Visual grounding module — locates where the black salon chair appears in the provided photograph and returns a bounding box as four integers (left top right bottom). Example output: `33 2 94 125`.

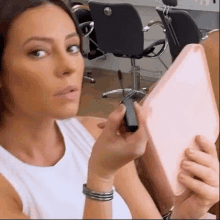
89 1 168 100
72 4 107 83
156 0 204 62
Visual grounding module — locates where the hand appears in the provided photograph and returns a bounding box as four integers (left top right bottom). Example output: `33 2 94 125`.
172 135 219 219
89 102 149 180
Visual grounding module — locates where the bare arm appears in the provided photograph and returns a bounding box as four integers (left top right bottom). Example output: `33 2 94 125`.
114 161 162 219
77 116 114 219
0 174 30 219
80 115 161 219
83 172 114 219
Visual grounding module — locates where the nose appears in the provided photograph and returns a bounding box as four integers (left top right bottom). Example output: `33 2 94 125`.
54 48 83 77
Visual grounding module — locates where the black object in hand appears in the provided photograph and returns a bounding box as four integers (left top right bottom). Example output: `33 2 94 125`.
121 98 138 132
117 69 138 132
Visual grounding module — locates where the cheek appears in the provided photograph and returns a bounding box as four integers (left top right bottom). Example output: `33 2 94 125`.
3 57 52 111
3 51 85 107
77 55 85 85
7 59 48 94
78 54 85 75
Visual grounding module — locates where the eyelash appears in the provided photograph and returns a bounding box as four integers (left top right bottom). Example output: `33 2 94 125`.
28 45 80 58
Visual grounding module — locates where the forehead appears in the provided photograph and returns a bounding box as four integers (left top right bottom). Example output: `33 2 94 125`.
7 3 77 43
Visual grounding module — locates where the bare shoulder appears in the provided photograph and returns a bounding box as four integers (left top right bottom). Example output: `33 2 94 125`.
75 116 107 140
0 174 29 218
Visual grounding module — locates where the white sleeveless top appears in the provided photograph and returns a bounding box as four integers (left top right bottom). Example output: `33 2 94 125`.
0 117 132 219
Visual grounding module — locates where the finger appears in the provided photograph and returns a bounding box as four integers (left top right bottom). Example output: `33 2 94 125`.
185 148 216 169
118 119 128 135
127 102 148 141
97 121 107 129
139 93 149 106
181 160 219 187
178 173 218 201
195 135 218 158
133 102 148 134
105 104 126 134
118 103 143 139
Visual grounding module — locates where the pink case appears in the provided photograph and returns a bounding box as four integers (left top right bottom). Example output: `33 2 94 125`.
142 44 219 196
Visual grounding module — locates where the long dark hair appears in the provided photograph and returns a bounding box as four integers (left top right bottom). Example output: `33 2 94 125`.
0 0 83 126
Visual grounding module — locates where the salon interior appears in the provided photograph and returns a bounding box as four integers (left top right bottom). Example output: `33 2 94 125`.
72 0 219 119
71 0 219 218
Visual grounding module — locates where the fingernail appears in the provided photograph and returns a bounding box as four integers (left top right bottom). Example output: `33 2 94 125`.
119 103 125 111
97 122 104 126
182 160 191 168
197 135 204 142
188 149 195 154
179 173 185 181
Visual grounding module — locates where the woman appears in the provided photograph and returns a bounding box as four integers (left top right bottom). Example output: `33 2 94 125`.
0 0 219 219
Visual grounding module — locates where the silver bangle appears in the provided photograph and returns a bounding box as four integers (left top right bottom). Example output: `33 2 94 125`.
83 184 114 201
162 206 174 220
162 211 172 220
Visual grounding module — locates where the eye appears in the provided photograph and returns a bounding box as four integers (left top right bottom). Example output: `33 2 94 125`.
68 45 80 54
29 50 47 58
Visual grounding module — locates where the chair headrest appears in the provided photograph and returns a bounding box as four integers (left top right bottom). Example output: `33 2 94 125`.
162 0 178 7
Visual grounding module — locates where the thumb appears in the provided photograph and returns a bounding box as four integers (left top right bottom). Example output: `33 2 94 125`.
105 104 126 133
97 120 107 129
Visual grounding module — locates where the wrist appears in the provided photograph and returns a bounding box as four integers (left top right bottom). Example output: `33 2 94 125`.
171 206 207 219
87 170 114 192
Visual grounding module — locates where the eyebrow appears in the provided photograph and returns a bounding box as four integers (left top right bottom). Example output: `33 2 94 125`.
23 32 79 46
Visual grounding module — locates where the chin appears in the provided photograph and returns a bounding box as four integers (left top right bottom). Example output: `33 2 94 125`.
53 105 79 120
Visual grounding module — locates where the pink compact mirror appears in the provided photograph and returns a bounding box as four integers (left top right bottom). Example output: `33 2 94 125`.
142 44 219 196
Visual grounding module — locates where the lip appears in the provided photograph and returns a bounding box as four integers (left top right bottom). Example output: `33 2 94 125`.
55 90 79 100
54 85 78 96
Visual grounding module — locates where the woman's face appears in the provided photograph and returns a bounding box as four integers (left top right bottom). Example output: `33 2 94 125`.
1 3 84 121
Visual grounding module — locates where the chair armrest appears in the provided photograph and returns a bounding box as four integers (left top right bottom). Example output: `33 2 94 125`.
72 4 94 38
145 39 167 57
142 20 168 58
143 20 165 32
72 4 90 13
79 21 94 38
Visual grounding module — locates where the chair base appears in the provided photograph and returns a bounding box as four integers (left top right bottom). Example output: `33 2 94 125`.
83 75 96 83
102 60 151 101
125 89 148 102
102 88 147 102
102 88 132 98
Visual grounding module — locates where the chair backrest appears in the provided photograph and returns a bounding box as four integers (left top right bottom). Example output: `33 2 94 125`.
162 0 178 7
156 7 201 61
88 1 144 56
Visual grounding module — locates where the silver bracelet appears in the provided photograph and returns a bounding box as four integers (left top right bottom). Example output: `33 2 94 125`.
83 184 114 201
162 210 172 220
162 206 174 220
